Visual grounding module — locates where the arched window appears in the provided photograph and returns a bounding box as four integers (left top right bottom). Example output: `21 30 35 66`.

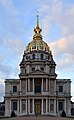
41 54 43 60
45 47 46 51
32 44 36 49
32 53 35 59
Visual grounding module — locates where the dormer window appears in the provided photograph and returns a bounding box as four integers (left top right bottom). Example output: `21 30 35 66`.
32 54 35 59
32 67 35 71
41 54 44 60
40 45 43 49
48 55 50 60
45 47 46 51
25 69 26 73
32 44 36 49
41 67 44 71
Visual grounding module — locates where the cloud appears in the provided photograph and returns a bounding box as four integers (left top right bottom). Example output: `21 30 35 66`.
0 38 25 56
49 35 74 55
71 84 74 102
0 0 17 16
0 63 19 101
49 34 74 70
0 63 14 79
0 54 4 62
38 0 74 39
0 80 5 101
5 38 24 55
37 0 74 71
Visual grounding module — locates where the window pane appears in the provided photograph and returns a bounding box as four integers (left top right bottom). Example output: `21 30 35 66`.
41 67 44 71
59 86 63 92
59 101 63 110
13 102 17 110
41 54 43 60
32 45 36 49
32 67 35 71
32 54 35 59
35 86 41 93
13 86 17 92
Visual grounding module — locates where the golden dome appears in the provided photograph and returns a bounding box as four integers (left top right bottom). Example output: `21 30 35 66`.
26 15 50 53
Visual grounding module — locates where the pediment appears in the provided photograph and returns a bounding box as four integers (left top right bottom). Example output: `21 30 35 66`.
30 70 48 75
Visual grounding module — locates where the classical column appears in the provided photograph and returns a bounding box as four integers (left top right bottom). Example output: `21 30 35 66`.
28 99 30 114
28 79 30 92
33 78 34 93
26 79 27 93
20 99 22 113
49 79 50 94
26 99 27 114
46 99 48 114
49 99 50 113
54 99 56 115
33 99 34 114
46 79 48 92
41 99 43 114
42 78 43 92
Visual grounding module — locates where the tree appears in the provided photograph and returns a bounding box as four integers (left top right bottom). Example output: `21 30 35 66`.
11 111 16 117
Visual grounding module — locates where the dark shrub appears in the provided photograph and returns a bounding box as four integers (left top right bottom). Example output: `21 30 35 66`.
61 110 66 117
71 108 74 115
11 111 16 117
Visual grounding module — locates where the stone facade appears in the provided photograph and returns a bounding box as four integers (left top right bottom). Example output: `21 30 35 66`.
4 16 71 117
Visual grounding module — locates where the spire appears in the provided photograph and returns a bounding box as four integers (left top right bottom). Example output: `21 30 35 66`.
33 14 42 40
36 14 39 28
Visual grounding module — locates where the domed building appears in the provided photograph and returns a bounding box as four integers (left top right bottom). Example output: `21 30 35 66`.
4 15 71 117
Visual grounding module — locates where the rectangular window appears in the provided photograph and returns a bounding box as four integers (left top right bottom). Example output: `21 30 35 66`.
59 86 63 92
32 67 35 71
59 101 63 110
41 67 44 71
13 86 17 92
13 101 17 110
35 86 41 93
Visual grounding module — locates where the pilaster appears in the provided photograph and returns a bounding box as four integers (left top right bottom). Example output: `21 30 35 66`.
33 78 34 93
54 99 56 115
20 80 21 92
26 79 27 93
46 99 48 114
28 99 30 114
10 99 11 115
64 99 66 113
46 79 48 92
28 79 30 92
18 100 19 113
26 99 27 114
42 78 43 92
41 99 43 114
49 79 50 94
49 99 50 113
20 99 22 113
33 99 34 114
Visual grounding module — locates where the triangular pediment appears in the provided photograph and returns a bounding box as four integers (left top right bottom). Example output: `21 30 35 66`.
30 70 48 75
